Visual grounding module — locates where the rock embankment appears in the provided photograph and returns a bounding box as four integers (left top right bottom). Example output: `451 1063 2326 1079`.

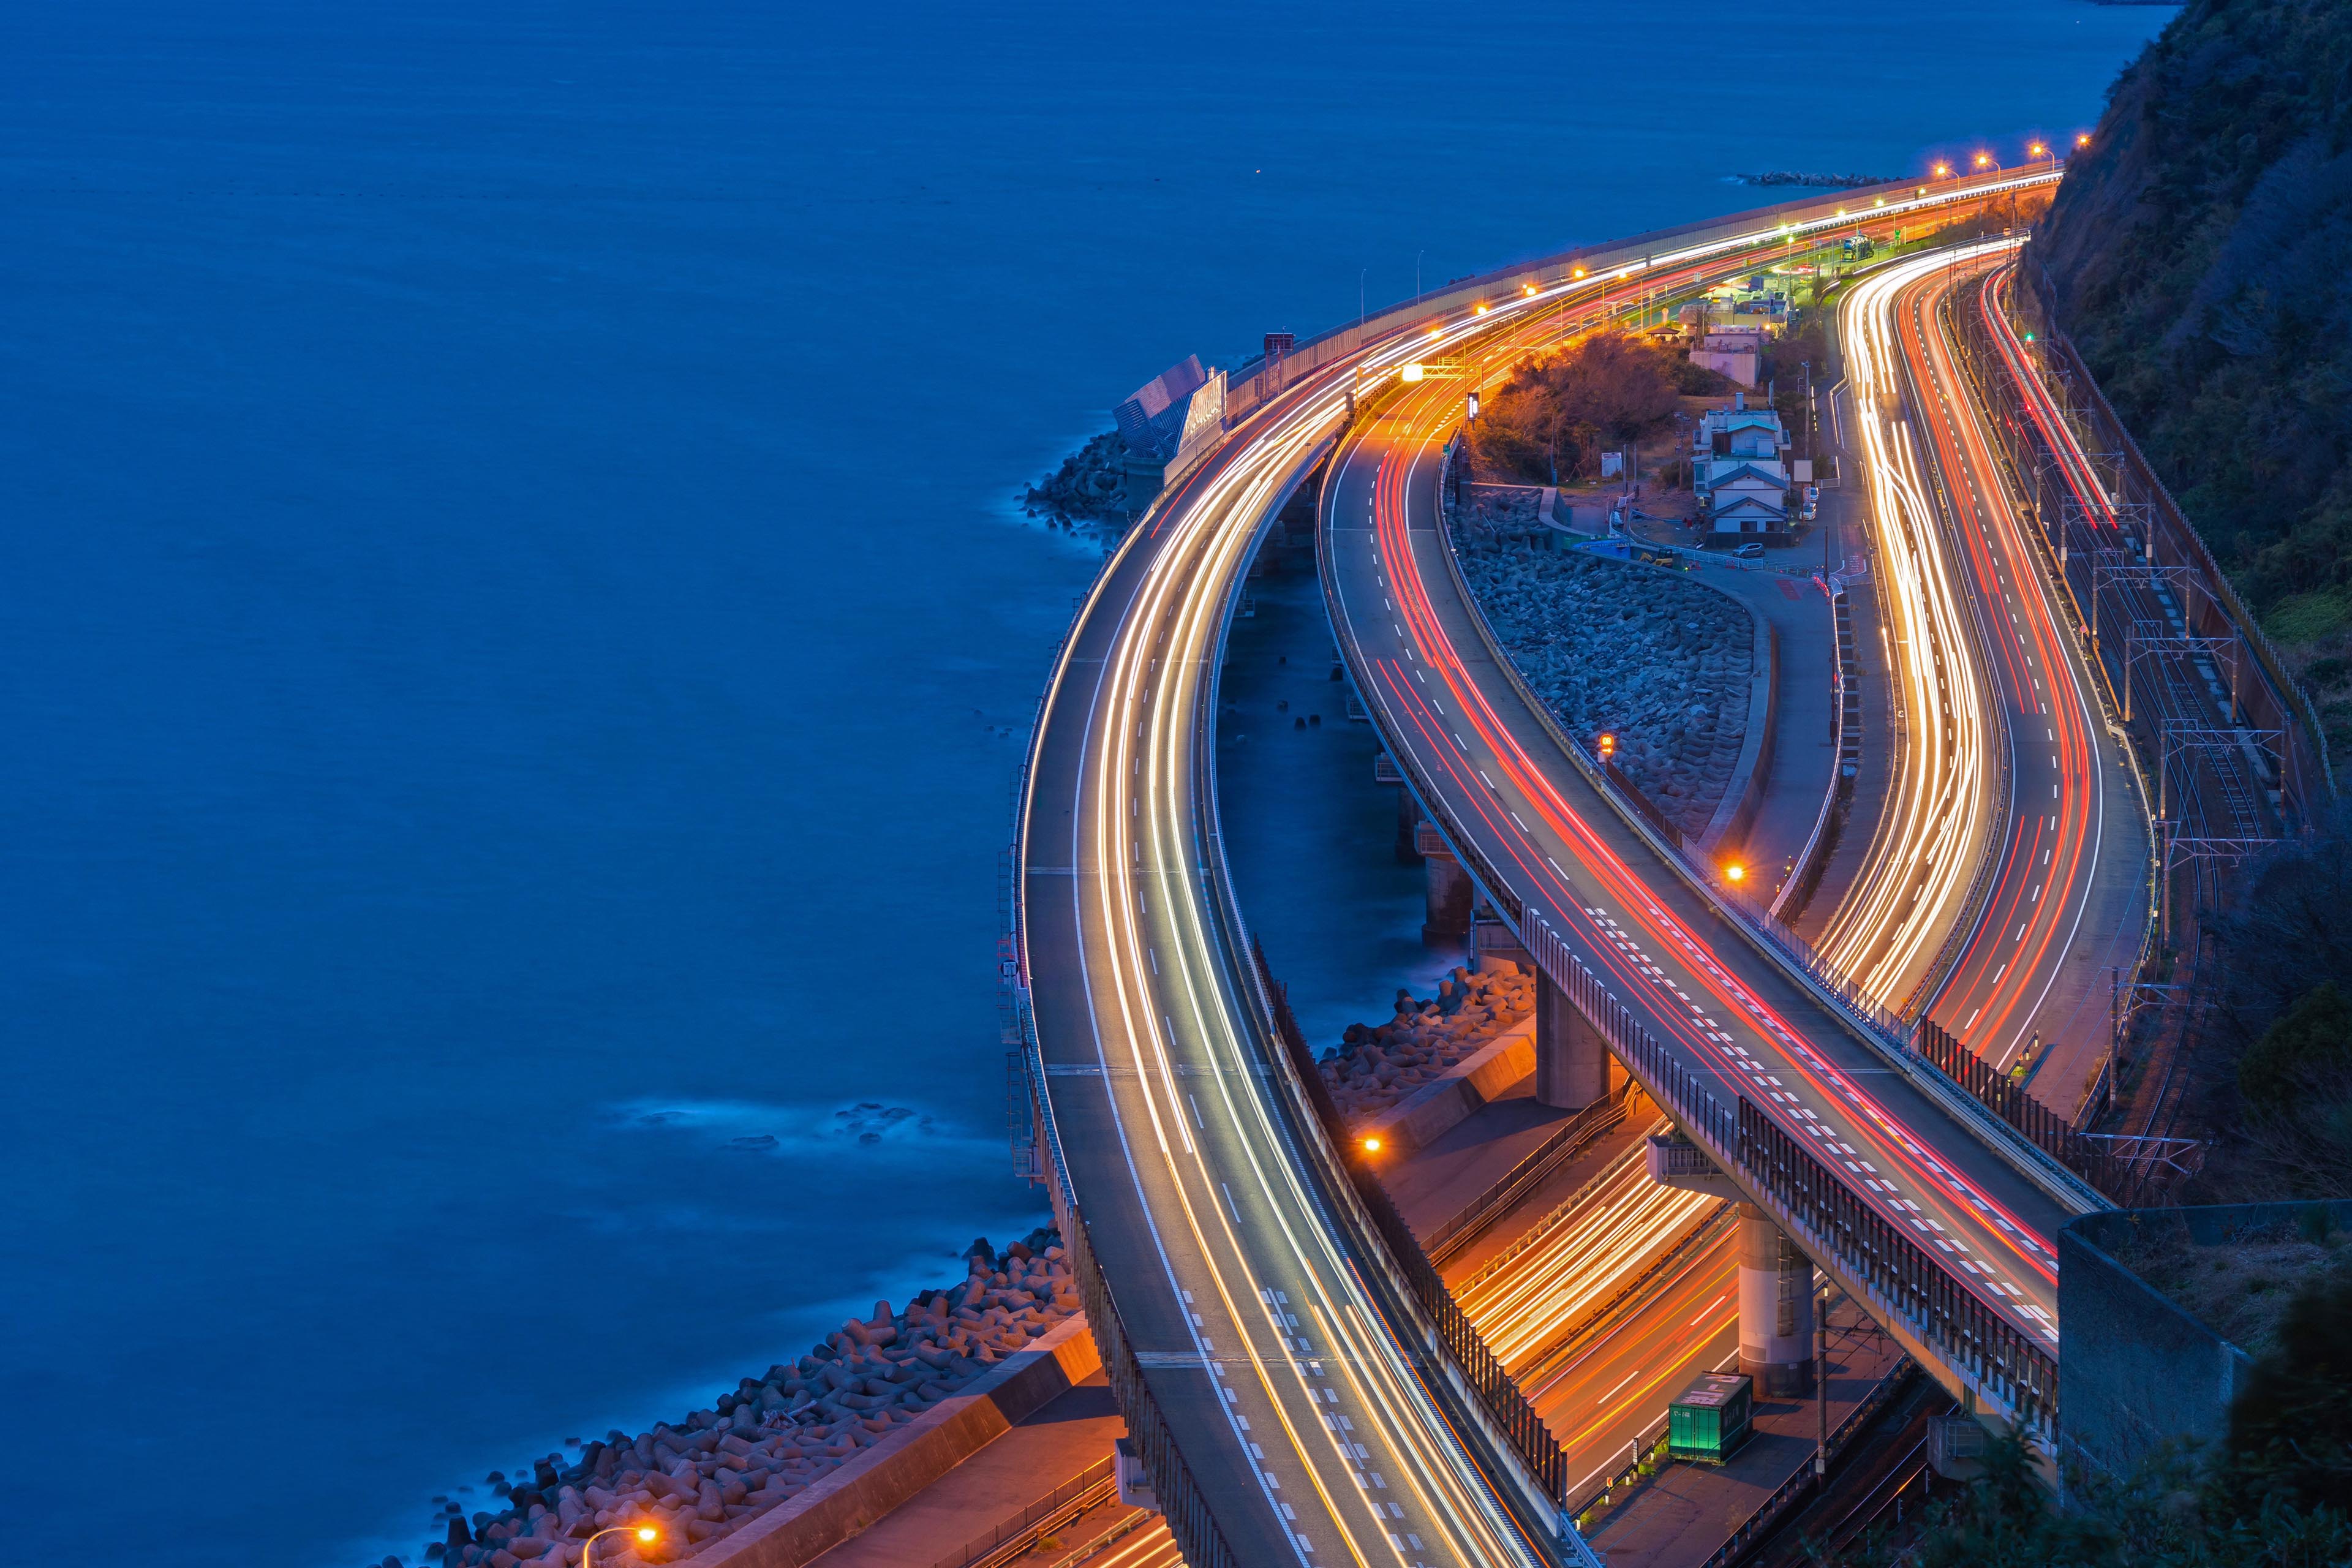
417 1231 1078 1568
1318 963 1534 1123
1455 494 1756 839
1021 431 1128 524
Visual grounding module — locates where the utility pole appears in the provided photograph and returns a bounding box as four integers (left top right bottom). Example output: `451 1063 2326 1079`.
1814 1287 1830 1476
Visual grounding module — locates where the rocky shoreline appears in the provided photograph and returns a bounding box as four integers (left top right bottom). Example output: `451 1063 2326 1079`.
1455 492 1757 839
1020 431 1128 525
1319 963 1534 1124
408 1230 1078 1568
1736 170 1896 189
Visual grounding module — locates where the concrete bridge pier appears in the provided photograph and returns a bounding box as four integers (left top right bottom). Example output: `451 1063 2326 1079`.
1415 820 1472 941
1738 1204 1817 1397
1535 970 1621 1109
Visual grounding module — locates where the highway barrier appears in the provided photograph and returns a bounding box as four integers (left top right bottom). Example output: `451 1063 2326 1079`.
1423 1082 1637 1268
1425 424 2111 1222
1254 941 1572 1504
1523 913 2061 1436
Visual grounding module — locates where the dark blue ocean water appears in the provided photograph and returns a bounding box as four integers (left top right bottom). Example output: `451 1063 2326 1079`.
0 4 2169 1562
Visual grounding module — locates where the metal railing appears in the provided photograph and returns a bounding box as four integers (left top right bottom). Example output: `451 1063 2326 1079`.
932 1458 1116 1568
1254 944 1572 1502
1523 910 2061 1434
1423 1082 1637 1266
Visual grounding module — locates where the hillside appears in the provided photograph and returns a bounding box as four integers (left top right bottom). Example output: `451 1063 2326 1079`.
2030 0 2352 741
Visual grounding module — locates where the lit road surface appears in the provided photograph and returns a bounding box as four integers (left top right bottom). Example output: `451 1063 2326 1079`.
1016 169 2070 1564
1891 252 2149 1094
1020 353 1549 1566
1317 328 2077 1370
1539 1235 1738 1503
1812 248 2005 1012
1452 1134 1721 1375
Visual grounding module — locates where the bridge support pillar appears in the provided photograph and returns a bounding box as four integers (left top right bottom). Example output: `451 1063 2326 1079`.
1395 787 1422 865
1421 846 1472 943
1738 1204 1816 1398
1536 970 1619 1109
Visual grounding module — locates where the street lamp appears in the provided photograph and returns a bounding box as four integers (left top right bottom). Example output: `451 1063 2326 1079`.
1724 862 1746 884
1362 1135 1384 1154
1932 162 1951 179
584 1525 659 1568
2028 141 2048 161
1973 151 1996 172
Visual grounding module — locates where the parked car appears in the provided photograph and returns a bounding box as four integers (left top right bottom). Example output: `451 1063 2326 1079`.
1733 541 1765 559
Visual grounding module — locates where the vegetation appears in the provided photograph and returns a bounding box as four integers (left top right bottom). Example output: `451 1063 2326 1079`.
1811 1271 2352 1565
1468 332 1682 484
2205 807 2352 1199
2030 0 2352 750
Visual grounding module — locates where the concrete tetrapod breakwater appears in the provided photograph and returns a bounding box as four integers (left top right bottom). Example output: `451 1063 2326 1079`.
1454 502 1760 843
420 1233 1080 1568
1319 961 1536 1125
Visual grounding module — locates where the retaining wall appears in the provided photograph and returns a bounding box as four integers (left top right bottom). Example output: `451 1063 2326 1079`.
695 1314 1102 1568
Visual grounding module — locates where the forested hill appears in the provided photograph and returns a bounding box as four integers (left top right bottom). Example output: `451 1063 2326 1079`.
2031 0 2352 675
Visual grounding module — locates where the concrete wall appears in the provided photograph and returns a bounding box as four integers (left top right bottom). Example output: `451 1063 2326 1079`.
2058 1200 2352 1484
1356 1022 1536 1158
695 1314 1104 1568
1703 620 1780 854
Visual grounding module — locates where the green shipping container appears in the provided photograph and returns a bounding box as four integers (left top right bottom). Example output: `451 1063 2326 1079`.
1667 1373 1754 1464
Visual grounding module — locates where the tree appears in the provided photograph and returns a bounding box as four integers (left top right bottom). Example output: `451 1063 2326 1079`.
2240 982 2352 1114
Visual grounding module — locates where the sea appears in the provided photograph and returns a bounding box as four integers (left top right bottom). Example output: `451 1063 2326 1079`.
0 3 2173 1562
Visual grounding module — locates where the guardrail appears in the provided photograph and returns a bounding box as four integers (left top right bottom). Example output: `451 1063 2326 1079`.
1522 909 2060 1435
932 1458 1115 1568
1429 415 2108 1218
1424 1083 1637 1267
1253 942 1572 1502
1190 431 1584 1556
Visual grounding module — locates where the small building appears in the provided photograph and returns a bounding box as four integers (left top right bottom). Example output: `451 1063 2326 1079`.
1692 399 1795 538
1691 326 1768 389
1668 1373 1754 1464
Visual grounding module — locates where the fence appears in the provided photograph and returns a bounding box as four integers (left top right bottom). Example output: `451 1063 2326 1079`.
931 1458 1115 1568
1254 942 1571 1501
1914 1019 2154 1204
1423 1083 1636 1266
1061 1218 1244 1568
1521 908 2062 1434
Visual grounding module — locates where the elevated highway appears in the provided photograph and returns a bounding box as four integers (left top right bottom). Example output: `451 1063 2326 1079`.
1012 167 2073 1568
1316 258 2106 1439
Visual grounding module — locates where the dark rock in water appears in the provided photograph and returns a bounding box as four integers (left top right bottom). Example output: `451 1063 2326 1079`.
448 1519 474 1549
533 1460 559 1490
965 1236 997 1268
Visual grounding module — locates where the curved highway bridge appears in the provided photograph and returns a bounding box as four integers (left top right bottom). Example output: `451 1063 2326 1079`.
1013 168 2084 1568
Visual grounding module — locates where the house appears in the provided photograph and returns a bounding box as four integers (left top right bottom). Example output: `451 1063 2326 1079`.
1692 398 1794 538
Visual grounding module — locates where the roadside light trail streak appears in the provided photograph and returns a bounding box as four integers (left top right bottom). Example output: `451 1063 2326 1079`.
1022 168 2070 1564
1887 252 2137 1077
1325 313 2068 1358
1812 247 2007 1009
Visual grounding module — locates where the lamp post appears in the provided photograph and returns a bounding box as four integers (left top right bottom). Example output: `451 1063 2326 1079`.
1359 268 1368 333
584 1524 660 1568
1416 249 1425 303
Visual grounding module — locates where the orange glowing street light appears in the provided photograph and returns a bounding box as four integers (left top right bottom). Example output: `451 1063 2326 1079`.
585 1524 660 1568
1362 1135 1383 1154
1973 152 1993 170
1724 862 1746 884
1596 732 1617 761
2076 132 2092 149
2028 141 2048 159
1932 162 1951 178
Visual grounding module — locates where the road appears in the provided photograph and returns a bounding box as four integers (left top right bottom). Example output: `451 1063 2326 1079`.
1811 251 2006 1012
1884 250 2149 1106
1016 168 2071 1567
1317 325 2079 1376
